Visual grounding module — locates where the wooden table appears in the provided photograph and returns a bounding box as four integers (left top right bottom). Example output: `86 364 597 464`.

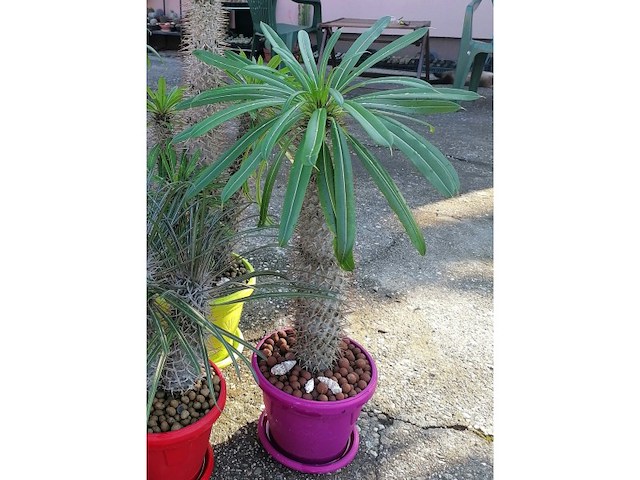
318 17 431 80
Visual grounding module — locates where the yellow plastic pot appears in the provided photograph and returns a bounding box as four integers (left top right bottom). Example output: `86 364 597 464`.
206 255 256 368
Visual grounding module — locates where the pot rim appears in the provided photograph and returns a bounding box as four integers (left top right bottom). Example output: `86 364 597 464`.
251 329 378 410
147 360 227 444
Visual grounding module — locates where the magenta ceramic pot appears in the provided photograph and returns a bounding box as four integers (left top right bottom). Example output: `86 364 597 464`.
252 331 378 473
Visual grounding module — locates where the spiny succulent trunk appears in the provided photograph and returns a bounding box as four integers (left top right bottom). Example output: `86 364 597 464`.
291 175 348 374
159 315 205 395
158 281 212 395
147 112 183 151
181 0 245 240
181 0 228 93
180 0 237 165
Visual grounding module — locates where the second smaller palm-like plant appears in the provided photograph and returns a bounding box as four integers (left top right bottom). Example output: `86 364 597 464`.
147 180 250 418
147 76 187 148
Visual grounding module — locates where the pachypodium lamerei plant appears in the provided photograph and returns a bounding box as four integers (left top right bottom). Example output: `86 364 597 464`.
180 0 236 164
172 16 480 373
146 180 258 417
147 76 187 148
146 179 332 420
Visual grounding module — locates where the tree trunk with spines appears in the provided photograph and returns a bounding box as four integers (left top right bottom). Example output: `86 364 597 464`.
291 175 348 373
180 0 237 166
147 110 184 153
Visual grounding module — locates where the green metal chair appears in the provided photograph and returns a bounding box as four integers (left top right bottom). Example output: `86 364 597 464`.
247 0 322 58
453 0 493 92
292 0 322 47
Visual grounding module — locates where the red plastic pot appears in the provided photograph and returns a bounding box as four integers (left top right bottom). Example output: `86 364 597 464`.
147 361 227 480
252 331 378 473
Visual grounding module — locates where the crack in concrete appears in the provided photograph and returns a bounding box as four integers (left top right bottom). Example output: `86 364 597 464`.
447 154 493 169
365 407 493 444
357 231 404 269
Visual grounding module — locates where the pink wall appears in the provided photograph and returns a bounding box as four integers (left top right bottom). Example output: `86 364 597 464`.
147 0 182 16
148 0 493 39
318 0 493 39
268 0 494 39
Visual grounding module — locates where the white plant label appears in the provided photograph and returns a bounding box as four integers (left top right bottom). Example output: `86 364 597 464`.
270 360 296 376
304 378 314 393
318 376 342 394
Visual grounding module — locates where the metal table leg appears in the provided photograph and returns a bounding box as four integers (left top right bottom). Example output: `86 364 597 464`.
317 27 336 67
416 28 430 80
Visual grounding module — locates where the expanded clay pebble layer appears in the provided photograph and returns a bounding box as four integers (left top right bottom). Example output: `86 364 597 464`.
147 374 222 433
257 329 373 402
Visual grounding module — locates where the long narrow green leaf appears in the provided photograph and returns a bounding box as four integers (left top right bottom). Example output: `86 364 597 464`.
147 143 161 171
260 104 304 160
258 140 289 226
221 147 264 202
318 28 343 80
184 116 279 201
337 27 429 90
301 108 327 165
146 335 163 367
223 49 254 65
194 49 294 91
241 64 297 91
146 348 167 420
380 116 459 197
297 30 319 86
155 289 261 358
253 159 267 206
195 48 253 73
283 91 307 110
331 120 356 271
331 16 391 89
356 98 461 115
192 50 250 82
159 307 202 376
258 22 302 68
267 54 282 69
328 88 344 106
343 100 393 147
177 85 289 109
190 327 215 401
279 150 313 246
349 135 426 255
369 109 436 130
354 88 481 102
173 99 283 144
259 23 313 91
343 75 439 94
316 142 337 235
147 305 170 419
431 87 483 100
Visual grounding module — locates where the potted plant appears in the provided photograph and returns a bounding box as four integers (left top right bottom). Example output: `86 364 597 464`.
147 80 260 368
146 180 237 480
147 177 329 478
171 16 480 473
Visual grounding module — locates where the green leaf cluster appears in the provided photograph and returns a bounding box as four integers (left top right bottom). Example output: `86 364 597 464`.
147 143 201 184
147 76 187 121
172 16 480 270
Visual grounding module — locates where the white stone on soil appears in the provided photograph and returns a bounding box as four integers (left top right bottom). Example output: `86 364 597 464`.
270 360 296 376
318 376 342 394
304 379 314 393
